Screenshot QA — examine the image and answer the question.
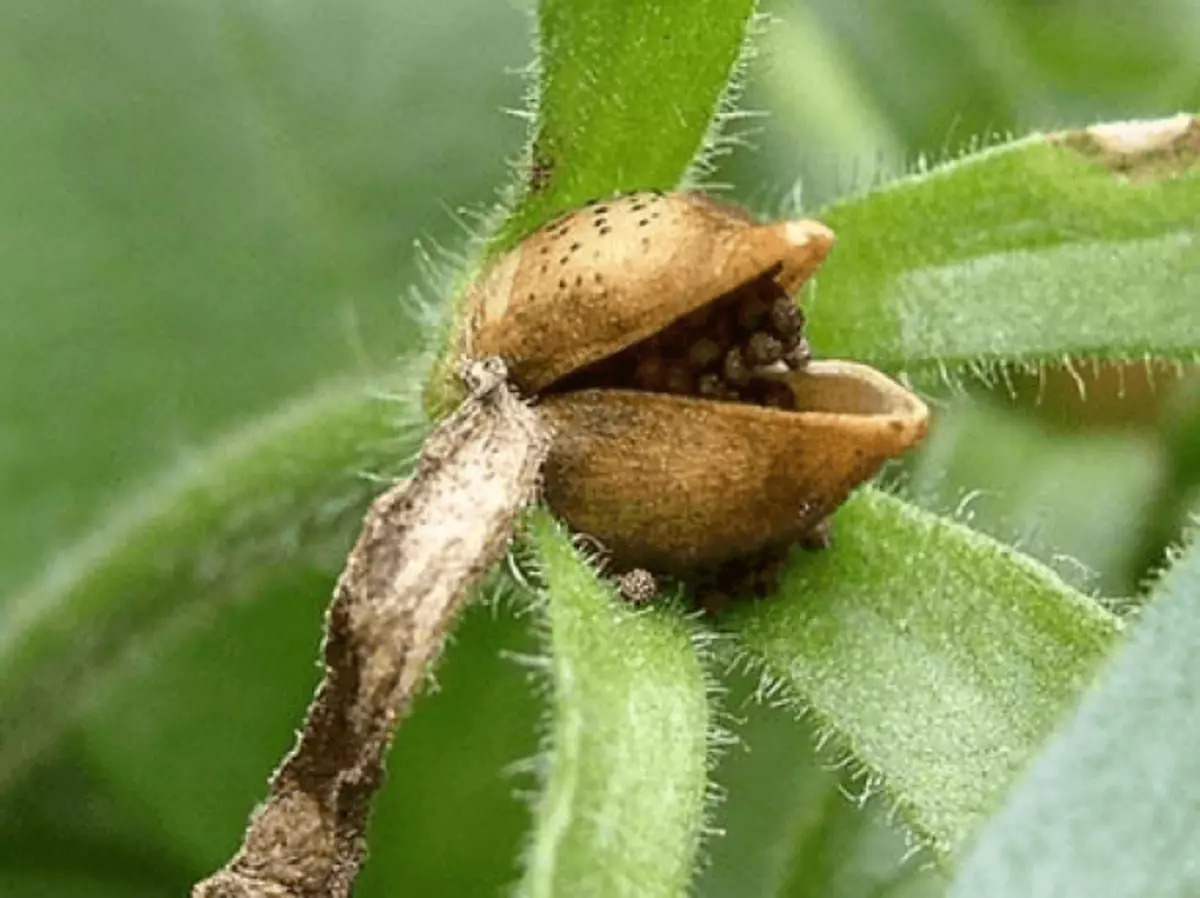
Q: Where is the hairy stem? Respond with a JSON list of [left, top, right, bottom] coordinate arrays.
[[192, 359, 550, 897]]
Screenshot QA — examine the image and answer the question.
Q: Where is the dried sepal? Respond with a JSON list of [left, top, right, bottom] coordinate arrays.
[[539, 361, 928, 572]]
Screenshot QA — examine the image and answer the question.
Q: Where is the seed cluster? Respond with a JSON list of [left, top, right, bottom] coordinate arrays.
[[559, 269, 811, 410]]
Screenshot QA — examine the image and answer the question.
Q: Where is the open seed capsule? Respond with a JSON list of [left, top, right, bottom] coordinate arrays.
[[457, 190, 930, 572]]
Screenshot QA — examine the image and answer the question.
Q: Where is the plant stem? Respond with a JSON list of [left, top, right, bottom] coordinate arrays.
[[192, 359, 550, 897]]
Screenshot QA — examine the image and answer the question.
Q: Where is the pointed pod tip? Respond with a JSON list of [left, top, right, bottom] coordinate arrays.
[[782, 218, 836, 253], [759, 218, 836, 293]]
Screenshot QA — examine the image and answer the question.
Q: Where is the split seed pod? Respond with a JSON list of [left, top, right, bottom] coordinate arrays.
[[459, 191, 929, 573]]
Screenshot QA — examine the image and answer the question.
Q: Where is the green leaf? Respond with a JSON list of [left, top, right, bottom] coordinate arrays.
[[726, 488, 1121, 861], [519, 513, 711, 898], [0, 0, 527, 596], [697, 675, 945, 898], [490, 0, 759, 252], [83, 583, 544, 896], [0, 376, 422, 789], [906, 396, 1164, 597], [0, 743, 195, 895], [809, 116, 1200, 374], [950, 524, 1200, 898]]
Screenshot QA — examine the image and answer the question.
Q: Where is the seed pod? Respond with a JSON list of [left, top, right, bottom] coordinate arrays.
[[455, 190, 930, 573], [540, 361, 928, 572], [461, 190, 835, 394]]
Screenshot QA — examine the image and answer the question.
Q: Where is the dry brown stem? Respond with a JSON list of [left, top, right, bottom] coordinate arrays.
[[193, 358, 549, 897]]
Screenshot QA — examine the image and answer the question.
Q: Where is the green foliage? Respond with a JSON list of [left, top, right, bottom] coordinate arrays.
[[0, 382, 420, 789], [697, 678, 946, 898], [812, 132, 1200, 376], [727, 490, 1118, 859], [491, 0, 758, 252], [1, 0, 1197, 895], [520, 514, 711, 898], [950, 526, 1200, 898]]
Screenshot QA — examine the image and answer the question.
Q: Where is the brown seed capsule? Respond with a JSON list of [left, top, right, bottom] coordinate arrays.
[[454, 190, 929, 573], [540, 361, 928, 572], [460, 191, 836, 394]]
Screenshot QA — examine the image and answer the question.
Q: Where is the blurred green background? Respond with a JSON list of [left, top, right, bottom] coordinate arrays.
[[2, 0, 1197, 894]]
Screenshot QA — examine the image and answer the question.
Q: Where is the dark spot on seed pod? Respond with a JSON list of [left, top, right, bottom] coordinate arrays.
[[540, 245, 550, 256], [593, 272, 603, 283], [558, 278, 568, 290], [540, 264, 549, 275], [575, 274, 583, 287], [638, 218, 651, 227], [560, 256, 569, 265], [594, 205, 609, 214], [570, 241, 582, 252], [600, 226, 612, 236]]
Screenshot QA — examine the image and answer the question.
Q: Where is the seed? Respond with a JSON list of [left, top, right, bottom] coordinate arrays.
[[687, 337, 724, 370], [617, 568, 658, 604], [745, 331, 783, 367], [723, 347, 751, 386], [770, 296, 804, 340], [783, 340, 813, 369], [697, 373, 725, 397], [664, 364, 695, 395]]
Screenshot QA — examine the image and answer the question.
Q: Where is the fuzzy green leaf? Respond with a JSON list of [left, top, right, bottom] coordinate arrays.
[[0, 377, 422, 788], [810, 115, 1200, 374], [726, 488, 1121, 861], [950, 524, 1200, 898], [697, 676, 945, 898], [519, 513, 711, 898], [490, 0, 758, 252]]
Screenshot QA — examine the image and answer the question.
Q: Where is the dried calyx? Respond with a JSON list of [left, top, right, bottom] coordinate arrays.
[[458, 190, 929, 579]]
